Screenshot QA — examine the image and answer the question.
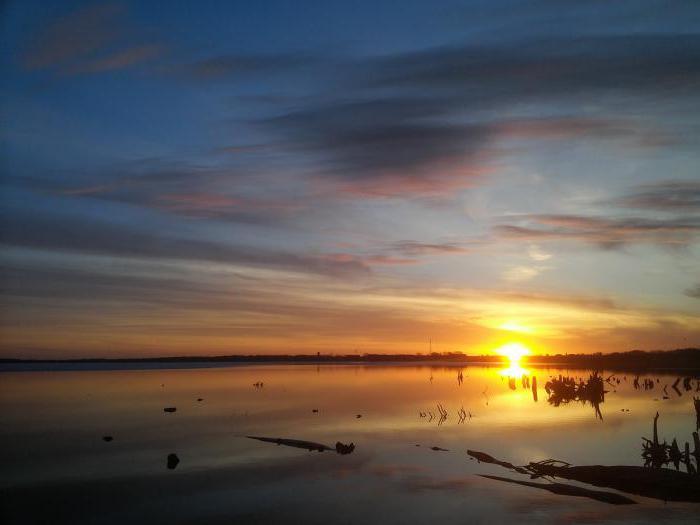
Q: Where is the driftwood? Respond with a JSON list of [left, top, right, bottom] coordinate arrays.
[[479, 474, 637, 505], [467, 449, 700, 503], [467, 449, 530, 474], [524, 462, 700, 502], [246, 436, 355, 455]]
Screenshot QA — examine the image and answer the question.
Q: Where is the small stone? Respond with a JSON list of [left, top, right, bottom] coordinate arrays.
[[164, 407, 177, 413]]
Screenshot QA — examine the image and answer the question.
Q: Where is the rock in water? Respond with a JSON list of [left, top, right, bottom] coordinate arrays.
[[167, 453, 179, 470], [164, 407, 176, 413], [102, 436, 113, 442]]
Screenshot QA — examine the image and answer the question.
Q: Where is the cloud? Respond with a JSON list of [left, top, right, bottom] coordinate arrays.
[[685, 284, 700, 299], [527, 245, 552, 261], [614, 181, 700, 212], [22, 2, 162, 74], [178, 52, 321, 80], [249, 32, 699, 198], [70, 43, 163, 74], [318, 239, 473, 268], [390, 241, 470, 256], [12, 159, 304, 226], [262, 96, 647, 197], [496, 214, 700, 248], [0, 208, 369, 278], [368, 34, 700, 103], [502, 266, 540, 282]]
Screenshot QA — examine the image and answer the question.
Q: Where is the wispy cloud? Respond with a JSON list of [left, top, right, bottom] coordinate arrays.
[[527, 245, 552, 261], [685, 284, 700, 299], [0, 208, 369, 278], [177, 52, 322, 80], [22, 2, 163, 75], [496, 214, 700, 248], [614, 181, 700, 212], [390, 241, 470, 256], [502, 266, 540, 282]]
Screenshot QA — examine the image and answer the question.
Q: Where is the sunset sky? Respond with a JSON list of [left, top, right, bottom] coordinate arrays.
[[1, 0, 699, 358]]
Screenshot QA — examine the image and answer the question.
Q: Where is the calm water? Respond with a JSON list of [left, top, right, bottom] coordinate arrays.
[[1, 364, 698, 524]]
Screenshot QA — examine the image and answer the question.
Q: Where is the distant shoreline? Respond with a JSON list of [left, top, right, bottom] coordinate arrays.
[[1, 348, 698, 373]]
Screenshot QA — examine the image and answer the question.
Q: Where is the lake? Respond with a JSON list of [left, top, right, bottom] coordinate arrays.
[[1, 363, 699, 524]]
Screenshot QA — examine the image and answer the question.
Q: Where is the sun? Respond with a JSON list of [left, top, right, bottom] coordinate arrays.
[[495, 342, 530, 365], [495, 342, 531, 377]]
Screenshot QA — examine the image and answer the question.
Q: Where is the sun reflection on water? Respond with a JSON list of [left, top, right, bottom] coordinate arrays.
[[495, 342, 531, 377]]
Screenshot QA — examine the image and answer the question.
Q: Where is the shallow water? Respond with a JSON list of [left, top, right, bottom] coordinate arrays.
[[1, 364, 698, 524]]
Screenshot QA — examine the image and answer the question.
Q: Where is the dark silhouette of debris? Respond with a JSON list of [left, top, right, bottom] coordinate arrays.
[[643, 411, 700, 474], [545, 372, 605, 419], [355, 414, 362, 418], [163, 407, 176, 413], [247, 435, 355, 455], [197, 398, 203, 402], [312, 409, 319, 413], [430, 446, 449, 451], [480, 475, 637, 505], [468, 448, 700, 503], [467, 450, 530, 474], [167, 453, 179, 470], [532, 376, 538, 402], [102, 436, 113, 442], [335, 442, 355, 454]]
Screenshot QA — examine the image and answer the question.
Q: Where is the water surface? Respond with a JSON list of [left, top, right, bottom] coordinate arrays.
[[1, 364, 698, 524]]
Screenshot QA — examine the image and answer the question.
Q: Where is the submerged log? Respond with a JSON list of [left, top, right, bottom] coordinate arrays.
[[480, 474, 637, 505], [468, 449, 700, 503], [525, 462, 700, 503], [246, 435, 355, 455], [247, 436, 332, 452], [467, 450, 530, 474]]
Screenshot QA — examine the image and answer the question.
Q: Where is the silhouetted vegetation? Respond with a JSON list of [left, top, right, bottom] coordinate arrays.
[[4, 348, 699, 372], [642, 412, 699, 474]]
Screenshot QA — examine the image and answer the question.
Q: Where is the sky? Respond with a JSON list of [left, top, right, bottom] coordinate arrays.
[[1, 0, 699, 358]]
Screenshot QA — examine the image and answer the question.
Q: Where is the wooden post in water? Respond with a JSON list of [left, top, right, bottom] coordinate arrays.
[[532, 376, 538, 402]]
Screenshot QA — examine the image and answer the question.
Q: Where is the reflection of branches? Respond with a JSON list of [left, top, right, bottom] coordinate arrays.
[[458, 405, 467, 423], [642, 412, 699, 475], [436, 403, 448, 426], [544, 373, 605, 420]]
